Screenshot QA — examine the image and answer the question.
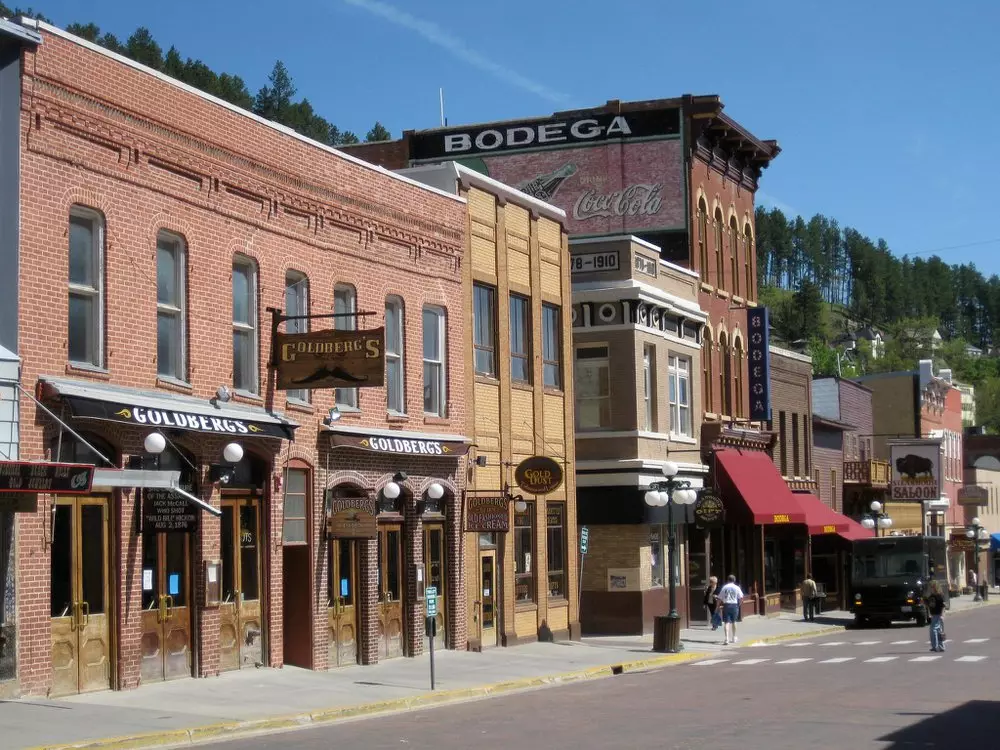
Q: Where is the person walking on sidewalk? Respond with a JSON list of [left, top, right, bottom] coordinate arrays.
[[801, 575, 819, 622], [718, 574, 744, 645], [704, 576, 721, 630], [927, 580, 947, 652]]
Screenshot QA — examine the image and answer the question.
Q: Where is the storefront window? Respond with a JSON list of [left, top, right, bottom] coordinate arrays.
[[514, 503, 534, 602], [547, 504, 566, 598]]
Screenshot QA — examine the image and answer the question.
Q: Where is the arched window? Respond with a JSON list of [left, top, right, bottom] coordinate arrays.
[[334, 283, 358, 409], [702, 334, 714, 415], [50, 431, 117, 465], [743, 223, 754, 300], [734, 337, 745, 418], [697, 198, 709, 283], [729, 217, 740, 298], [719, 332, 733, 417], [714, 208, 725, 290]]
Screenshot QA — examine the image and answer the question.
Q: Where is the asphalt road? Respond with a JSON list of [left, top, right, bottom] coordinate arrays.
[[197, 605, 1000, 750]]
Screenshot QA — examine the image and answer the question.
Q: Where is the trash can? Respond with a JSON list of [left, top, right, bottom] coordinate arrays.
[[652, 615, 681, 653]]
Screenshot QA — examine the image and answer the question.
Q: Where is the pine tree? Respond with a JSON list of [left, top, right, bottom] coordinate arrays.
[[365, 121, 392, 142]]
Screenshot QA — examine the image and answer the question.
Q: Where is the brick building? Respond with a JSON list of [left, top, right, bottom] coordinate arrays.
[[962, 434, 1000, 588], [567, 235, 706, 633], [398, 162, 579, 647], [2, 20, 472, 699]]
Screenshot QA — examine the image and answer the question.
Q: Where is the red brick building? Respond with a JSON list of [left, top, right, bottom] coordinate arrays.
[[2, 20, 471, 698]]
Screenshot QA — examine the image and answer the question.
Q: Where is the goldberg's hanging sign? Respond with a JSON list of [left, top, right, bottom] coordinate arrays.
[[514, 456, 563, 495], [330, 432, 471, 457], [465, 492, 512, 533], [324, 490, 378, 539], [275, 328, 385, 391], [747, 307, 772, 422]]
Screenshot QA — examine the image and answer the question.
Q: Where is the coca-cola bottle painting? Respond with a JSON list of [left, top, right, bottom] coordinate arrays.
[[515, 163, 578, 201]]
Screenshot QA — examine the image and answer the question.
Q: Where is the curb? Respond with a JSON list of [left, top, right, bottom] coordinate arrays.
[[741, 624, 847, 647], [24, 651, 710, 750]]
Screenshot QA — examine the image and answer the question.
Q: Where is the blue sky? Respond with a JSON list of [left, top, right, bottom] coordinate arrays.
[[29, 0, 1000, 274]]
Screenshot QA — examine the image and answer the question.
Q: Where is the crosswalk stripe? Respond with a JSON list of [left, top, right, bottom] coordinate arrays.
[[855, 641, 882, 646], [891, 640, 917, 645], [955, 655, 987, 662], [964, 638, 989, 644], [732, 659, 770, 665], [818, 657, 854, 664], [692, 659, 729, 666], [776, 658, 812, 664], [910, 656, 942, 662], [865, 656, 898, 663], [819, 641, 847, 647], [785, 642, 814, 647]]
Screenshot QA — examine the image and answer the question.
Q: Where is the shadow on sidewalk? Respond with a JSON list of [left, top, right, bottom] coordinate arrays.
[[880, 701, 1000, 747]]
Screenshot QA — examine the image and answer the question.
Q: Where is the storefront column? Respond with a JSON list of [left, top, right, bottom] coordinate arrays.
[[404, 492, 423, 657], [117, 487, 142, 690], [196, 480, 221, 677], [358, 537, 379, 665], [446, 489, 466, 650]]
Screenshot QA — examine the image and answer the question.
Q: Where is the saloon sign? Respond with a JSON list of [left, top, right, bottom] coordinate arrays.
[[889, 440, 942, 502], [514, 456, 563, 495], [275, 328, 385, 391]]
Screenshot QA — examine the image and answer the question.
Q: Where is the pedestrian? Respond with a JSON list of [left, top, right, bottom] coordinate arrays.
[[718, 574, 744, 645], [800, 575, 818, 622], [926, 580, 947, 652], [704, 576, 721, 630]]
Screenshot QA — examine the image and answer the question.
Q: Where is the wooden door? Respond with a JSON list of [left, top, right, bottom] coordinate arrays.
[[220, 497, 264, 671], [140, 530, 192, 682], [478, 550, 498, 648], [327, 538, 359, 667], [423, 524, 446, 649], [50, 497, 111, 696], [377, 525, 404, 659]]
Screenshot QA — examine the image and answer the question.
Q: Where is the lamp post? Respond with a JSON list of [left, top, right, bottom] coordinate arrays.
[[861, 500, 893, 537], [644, 461, 698, 653], [966, 518, 989, 602]]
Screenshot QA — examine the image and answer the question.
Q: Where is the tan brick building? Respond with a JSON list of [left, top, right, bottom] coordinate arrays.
[[2, 20, 472, 698], [399, 163, 579, 646]]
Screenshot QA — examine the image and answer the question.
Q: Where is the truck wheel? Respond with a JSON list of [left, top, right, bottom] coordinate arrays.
[[853, 614, 868, 628]]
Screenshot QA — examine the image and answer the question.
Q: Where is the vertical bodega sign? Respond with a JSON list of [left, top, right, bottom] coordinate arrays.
[[747, 307, 772, 422]]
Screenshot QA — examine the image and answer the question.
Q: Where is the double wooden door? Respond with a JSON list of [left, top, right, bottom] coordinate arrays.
[[50, 496, 112, 696], [219, 497, 264, 671], [377, 524, 404, 659], [477, 550, 498, 648], [423, 523, 446, 649], [140, 530, 192, 682], [327, 538, 359, 667]]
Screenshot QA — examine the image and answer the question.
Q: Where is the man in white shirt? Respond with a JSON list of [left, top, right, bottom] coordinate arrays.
[[718, 574, 744, 645]]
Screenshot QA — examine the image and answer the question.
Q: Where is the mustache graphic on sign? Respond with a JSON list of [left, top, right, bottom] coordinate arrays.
[[275, 328, 385, 391]]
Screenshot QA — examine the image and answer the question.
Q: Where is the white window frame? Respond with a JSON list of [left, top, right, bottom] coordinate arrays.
[[643, 345, 654, 432], [68, 206, 105, 368], [385, 296, 405, 415], [509, 293, 531, 384], [668, 354, 692, 438], [156, 231, 187, 382], [282, 467, 309, 546], [423, 305, 447, 417], [232, 255, 259, 395], [285, 270, 310, 403], [575, 344, 611, 431], [334, 284, 359, 410], [473, 283, 497, 378]]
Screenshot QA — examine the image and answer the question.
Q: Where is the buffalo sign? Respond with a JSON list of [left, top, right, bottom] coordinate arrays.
[[889, 439, 942, 502]]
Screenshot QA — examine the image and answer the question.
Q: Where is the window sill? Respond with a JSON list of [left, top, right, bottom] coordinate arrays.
[[700, 282, 714, 293], [717, 290, 730, 300], [669, 433, 698, 445], [512, 381, 533, 392], [515, 601, 538, 612], [66, 362, 110, 380], [543, 386, 565, 397], [475, 374, 500, 386], [386, 413, 409, 423], [285, 399, 315, 414], [732, 295, 746, 305], [335, 405, 362, 414], [156, 376, 193, 393], [548, 597, 568, 607], [233, 389, 263, 404], [423, 415, 450, 426]]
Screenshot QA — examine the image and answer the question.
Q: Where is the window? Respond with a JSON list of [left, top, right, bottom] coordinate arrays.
[[668, 354, 692, 437], [703, 336, 714, 414], [385, 296, 405, 414], [575, 345, 611, 430], [643, 345, 654, 431], [283, 468, 308, 545], [720, 333, 732, 416], [792, 414, 800, 476], [334, 284, 358, 409], [473, 283, 497, 377], [232, 256, 258, 394], [542, 304, 562, 388], [68, 207, 104, 367], [514, 502, 534, 602], [284, 271, 309, 402], [734, 338, 744, 418], [778, 411, 787, 475], [714, 208, 725, 290], [155, 232, 186, 381], [423, 306, 446, 416], [730, 217, 740, 298], [547, 504, 566, 598], [697, 198, 709, 283], [509, 294, 531, 383], [743, 224, 754, 299], [650, 526, 664, 587]]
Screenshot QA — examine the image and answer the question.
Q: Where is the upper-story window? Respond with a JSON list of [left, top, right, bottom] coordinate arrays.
[[284, 271, 309, 402], [729, 217, 740, 298], [385, 296, 405, 414], [643, 345, 655, 431], [668, 354, 692, 437], [232, 256, 258, 394], [575, 344, 610, 430], [542, 304, 562, 388], [156, 232, 187, 382], [697, 198, 709, 283], [743, 223, 754, 300], [714, 208, 725, 290], [334, 284, 358, 409], [702, 335, 714, 415], [509, 294, 531, 384], [68, 206, 105, 368], [422, 306, 446, 416], [473, 283, 497, 377], [719, 332, 732, 416], [734, 337, 744, 418]]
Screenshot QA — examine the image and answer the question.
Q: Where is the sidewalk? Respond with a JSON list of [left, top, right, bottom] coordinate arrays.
[[3, 601, 992, 750]]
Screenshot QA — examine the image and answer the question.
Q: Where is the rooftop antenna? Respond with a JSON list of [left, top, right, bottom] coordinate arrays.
[[439, 87, 446, 127]]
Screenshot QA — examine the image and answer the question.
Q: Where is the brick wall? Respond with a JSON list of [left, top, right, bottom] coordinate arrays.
[[769, 348, 813, 481]]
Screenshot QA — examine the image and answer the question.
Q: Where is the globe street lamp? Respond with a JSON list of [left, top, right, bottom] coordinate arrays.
[[861, 500, 893, 537], [644, 461, 698, 653], [966, 518, 989, 602]]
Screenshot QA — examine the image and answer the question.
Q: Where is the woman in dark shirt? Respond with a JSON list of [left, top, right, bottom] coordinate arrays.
[[926, 580, 947, 652], [704, 576, 720, 630]]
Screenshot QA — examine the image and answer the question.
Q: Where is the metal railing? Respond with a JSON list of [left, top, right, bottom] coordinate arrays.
[[844, 459, 891, 487]]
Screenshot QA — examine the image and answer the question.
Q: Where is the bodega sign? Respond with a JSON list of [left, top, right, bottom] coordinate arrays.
[[514, 456, 563, 495], [889, 439, 942, 502]]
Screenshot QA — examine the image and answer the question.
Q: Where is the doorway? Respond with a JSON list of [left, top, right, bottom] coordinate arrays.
[[478, 549, 498, 648], [377, 524, 404, 659], [327, 538, 359, 667], [423, 523, 446, 649], [139, 529, 192, 682], [50, 496, 112, 696], [220, 497, 264, 671]]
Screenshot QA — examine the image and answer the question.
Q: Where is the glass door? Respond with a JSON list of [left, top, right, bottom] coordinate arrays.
[[327, 538, 358, 667], [478, 550, 498, 648], [50, 497, 111, 696], [220, 497, 264, 671], [377, 524, 404, 659], [140, 530, 192, 682], [423, 524, 446, 649]]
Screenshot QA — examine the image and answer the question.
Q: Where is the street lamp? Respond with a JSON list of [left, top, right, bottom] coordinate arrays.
[[861, 500, 893, 537], [644, 461, 698, 653], [965, 517, 989, 602]]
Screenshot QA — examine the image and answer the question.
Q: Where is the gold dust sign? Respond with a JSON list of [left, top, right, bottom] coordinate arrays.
[[514, 456, 563, 495], [275, 328, 385, 391]]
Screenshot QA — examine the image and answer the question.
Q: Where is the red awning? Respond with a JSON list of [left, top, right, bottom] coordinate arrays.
[[794, 493, 851, 535], [715, 449, 807, 525], [838, 518, 875, 542]]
